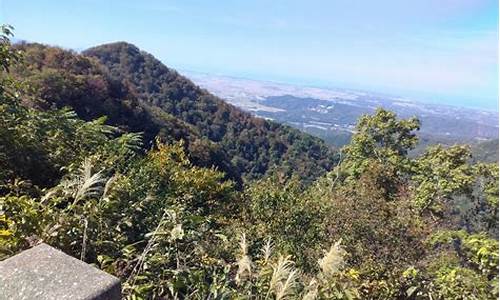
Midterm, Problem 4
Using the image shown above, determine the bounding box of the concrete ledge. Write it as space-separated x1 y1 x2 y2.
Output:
0 243 121 300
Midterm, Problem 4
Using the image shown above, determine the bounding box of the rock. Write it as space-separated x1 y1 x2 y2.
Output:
0 243 121 300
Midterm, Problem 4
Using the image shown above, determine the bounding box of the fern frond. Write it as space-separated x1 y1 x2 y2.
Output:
118 132 143 152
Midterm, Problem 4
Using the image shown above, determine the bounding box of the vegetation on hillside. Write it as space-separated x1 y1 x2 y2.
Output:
11 41 336 186
472 139 499 163
83 42 336 183
1 26 498 299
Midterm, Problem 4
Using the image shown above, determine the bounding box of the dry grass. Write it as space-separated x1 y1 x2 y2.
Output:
236 233 252 284
268 255 299 300
318 239 346 277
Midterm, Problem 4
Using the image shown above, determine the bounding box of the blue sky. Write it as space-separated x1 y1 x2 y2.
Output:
1 0 498 110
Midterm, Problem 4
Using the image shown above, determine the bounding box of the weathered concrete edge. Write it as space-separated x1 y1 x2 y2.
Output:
0 243 122 300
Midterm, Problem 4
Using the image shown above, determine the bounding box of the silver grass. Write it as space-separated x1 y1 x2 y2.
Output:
318 239 347 277
261 238 273 265
302 279 318 300
42 158 107 206
41 189 57 204
72 159 106 204
102 174 117 200
236 233 252 284
268 255 297 299
128 208 168 284
275 268 299 300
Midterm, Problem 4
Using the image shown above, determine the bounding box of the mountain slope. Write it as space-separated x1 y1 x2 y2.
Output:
13 42 335 183
83 42 336 182
12 43 245 184
472 138 499 163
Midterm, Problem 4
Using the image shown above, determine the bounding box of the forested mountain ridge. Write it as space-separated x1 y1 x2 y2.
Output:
9 42 335 185
83 42 335 182
11 42 249 185
13 43 194 141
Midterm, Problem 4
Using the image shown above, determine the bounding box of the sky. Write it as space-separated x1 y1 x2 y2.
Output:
1 0 498 110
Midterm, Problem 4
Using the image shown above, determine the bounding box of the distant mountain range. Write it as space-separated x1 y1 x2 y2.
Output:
184 71 498 148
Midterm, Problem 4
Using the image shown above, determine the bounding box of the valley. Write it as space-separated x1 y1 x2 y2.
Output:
185 71 499 147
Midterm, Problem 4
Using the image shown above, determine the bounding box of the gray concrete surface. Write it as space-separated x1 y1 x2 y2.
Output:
0 243 121 300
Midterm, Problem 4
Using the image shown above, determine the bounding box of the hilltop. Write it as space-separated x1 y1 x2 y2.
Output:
12 42 336 185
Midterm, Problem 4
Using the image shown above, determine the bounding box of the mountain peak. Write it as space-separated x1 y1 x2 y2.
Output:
85 41 140 53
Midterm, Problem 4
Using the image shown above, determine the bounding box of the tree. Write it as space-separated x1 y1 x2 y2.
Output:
340 108 420 180
412 145 474 217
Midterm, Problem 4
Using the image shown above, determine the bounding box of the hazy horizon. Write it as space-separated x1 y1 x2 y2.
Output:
179 68 500 112
2 0 498 110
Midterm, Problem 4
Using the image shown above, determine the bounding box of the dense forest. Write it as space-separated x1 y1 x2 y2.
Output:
1 26 498 299
10 41 336 186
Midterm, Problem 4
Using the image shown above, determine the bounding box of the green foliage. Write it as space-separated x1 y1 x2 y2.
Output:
430 230 498 278
340 108 420 179
454 163 499 236
242 175 327 270
12 42 243 185
327 162 427 269
83 42 336 183
413 145 474 215
0 25 21 73
474 163 499 209
432 266 495 300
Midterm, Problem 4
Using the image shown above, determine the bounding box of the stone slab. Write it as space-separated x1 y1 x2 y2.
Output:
0 243 121 300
